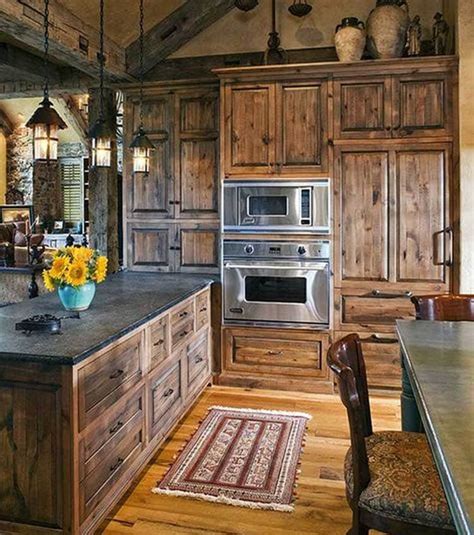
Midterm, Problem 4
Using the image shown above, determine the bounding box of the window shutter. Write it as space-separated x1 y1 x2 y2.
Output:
60 160 83 226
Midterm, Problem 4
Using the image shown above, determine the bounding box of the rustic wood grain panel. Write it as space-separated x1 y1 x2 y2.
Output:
179 94 218 135
129 226 172 271
177 223 220 272
0 382 62 528
395 148 449 285
334 78 391 139
278 83 327 174
178 139 218 217
338 150 390 283
138 97 173 135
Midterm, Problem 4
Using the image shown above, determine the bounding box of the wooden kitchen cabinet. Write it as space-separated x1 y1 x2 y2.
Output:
175 222 220 273
334 71 453 140
334 143 452 292
223 80 328 177
127 223 174 271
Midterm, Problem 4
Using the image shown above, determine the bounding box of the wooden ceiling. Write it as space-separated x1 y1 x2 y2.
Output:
57 0 185 47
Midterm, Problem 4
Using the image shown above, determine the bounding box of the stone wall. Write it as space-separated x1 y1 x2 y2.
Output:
6 126 33 204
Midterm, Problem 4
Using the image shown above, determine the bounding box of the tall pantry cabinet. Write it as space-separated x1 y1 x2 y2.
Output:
123 83 220 273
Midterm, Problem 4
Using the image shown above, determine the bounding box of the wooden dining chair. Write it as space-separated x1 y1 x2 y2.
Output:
328 334 455 535
411 294 474 321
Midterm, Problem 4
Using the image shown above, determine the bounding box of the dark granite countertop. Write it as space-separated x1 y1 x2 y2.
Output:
397 320 474 535
0 271 214 365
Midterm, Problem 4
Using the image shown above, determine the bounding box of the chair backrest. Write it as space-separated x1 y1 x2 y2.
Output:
411 294 474 321
327 334 372 503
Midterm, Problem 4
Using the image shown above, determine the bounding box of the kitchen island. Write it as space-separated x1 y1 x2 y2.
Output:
0 272 214 535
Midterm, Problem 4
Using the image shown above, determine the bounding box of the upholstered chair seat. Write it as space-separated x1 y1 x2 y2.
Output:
345 431 454 531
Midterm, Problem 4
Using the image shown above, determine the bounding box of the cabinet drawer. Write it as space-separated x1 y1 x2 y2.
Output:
78 333 143 430
195 290 210 332
149 314 169 371
223 327 329 379
187 333 209 392
334 331 401 390
79 387 145 470
334 289 415 331
149 360 183 440
80 412 144 521
171 301 195 350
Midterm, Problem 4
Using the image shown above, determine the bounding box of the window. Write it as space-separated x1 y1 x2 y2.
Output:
60 158 84 228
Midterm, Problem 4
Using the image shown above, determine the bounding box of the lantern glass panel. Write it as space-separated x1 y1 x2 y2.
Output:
33 123 58 161
92 136 112 168
133 147 150 173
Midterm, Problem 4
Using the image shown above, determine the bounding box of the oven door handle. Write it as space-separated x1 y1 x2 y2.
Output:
224 263 328 271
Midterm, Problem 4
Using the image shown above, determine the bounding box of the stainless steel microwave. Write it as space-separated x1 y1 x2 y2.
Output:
223 180 329 233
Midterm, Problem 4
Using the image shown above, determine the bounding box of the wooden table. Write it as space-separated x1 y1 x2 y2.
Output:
397 320 474 535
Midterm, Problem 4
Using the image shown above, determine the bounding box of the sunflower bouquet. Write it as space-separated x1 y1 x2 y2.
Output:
42 247 108 311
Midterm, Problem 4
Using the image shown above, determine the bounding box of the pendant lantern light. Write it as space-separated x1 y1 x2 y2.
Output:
130 0 154 175
26 0 67 163
90 0 112 168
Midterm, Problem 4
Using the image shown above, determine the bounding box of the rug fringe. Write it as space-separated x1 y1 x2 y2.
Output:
208 405 312 420
151 488 295 513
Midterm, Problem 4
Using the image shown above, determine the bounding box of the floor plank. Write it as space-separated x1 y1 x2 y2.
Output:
98 386 400 534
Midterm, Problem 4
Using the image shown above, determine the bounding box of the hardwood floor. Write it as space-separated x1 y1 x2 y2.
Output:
98 386 400 534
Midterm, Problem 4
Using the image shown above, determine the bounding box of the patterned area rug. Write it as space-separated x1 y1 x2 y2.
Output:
152 406 311 512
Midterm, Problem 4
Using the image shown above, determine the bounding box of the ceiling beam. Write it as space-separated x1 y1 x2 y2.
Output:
57 94 89 146
0 42 63 84
126 0 236 77
0 0 132 82
0 75 92 99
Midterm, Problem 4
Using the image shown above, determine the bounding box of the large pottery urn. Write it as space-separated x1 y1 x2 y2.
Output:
366 0 410 59
335 17 366 62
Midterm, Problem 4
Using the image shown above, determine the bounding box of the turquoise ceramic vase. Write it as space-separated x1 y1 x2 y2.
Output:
58 281 96 312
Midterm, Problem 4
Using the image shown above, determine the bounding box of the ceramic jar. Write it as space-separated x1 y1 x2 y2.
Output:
366 0 410 59
58 281 96 311
335 17 366 62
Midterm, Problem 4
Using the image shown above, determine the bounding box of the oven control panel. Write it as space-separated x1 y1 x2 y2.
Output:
224 240 330 260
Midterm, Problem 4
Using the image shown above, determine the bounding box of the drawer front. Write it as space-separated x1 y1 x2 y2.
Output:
195 291 210 332
80 415 144 521
149 315 169 370
171 300 194 329
223 328 329 378
334 289 415 331
187 333 209 390
80 387 144 468
334 331 401 390
78 333 143 429
149 360 183 440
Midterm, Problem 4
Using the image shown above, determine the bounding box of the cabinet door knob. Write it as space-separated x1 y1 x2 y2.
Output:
179 311 188 318
195 356 204 363
153 339 164 347
110 458 124 472
109 420 124 434
163 388 174 398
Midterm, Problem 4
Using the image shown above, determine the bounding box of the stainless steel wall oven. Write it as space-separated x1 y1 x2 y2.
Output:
223 240 330 328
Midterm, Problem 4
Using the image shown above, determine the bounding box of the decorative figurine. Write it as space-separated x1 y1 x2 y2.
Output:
433 12 449 55
406 15 422 56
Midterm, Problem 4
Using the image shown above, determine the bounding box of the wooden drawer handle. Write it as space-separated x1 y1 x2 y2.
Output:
179 311 189 318
360 334 398 344
153 339 164 347
199 307 207 313
179 330 188 338
110 457 124 472
267 350 283 356
369 290 413 299
195 356 204 364
109 369 124 380
109 420 124 434
163 388 174 398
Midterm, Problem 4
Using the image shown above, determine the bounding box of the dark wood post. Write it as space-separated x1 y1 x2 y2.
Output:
33 161 62 230
88 87 119 273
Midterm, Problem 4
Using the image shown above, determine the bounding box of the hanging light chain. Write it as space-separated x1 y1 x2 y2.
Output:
99 0 105 121
43 0 50 99
139 0 145 127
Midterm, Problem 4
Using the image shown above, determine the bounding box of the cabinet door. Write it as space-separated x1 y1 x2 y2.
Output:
224 84 276 176
392 74 453 138
394 146 451 290
334 77 392 139
175 222 220 273
127 224 173 272
276 82 328 175
176 90 219 219
126 96 174 219
335 148 391 287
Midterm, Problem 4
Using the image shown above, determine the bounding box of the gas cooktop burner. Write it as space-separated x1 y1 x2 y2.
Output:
16 313 80 335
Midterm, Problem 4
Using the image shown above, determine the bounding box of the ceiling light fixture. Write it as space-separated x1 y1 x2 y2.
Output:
26 0 67 164
130 0 154 175
89 0 112 168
